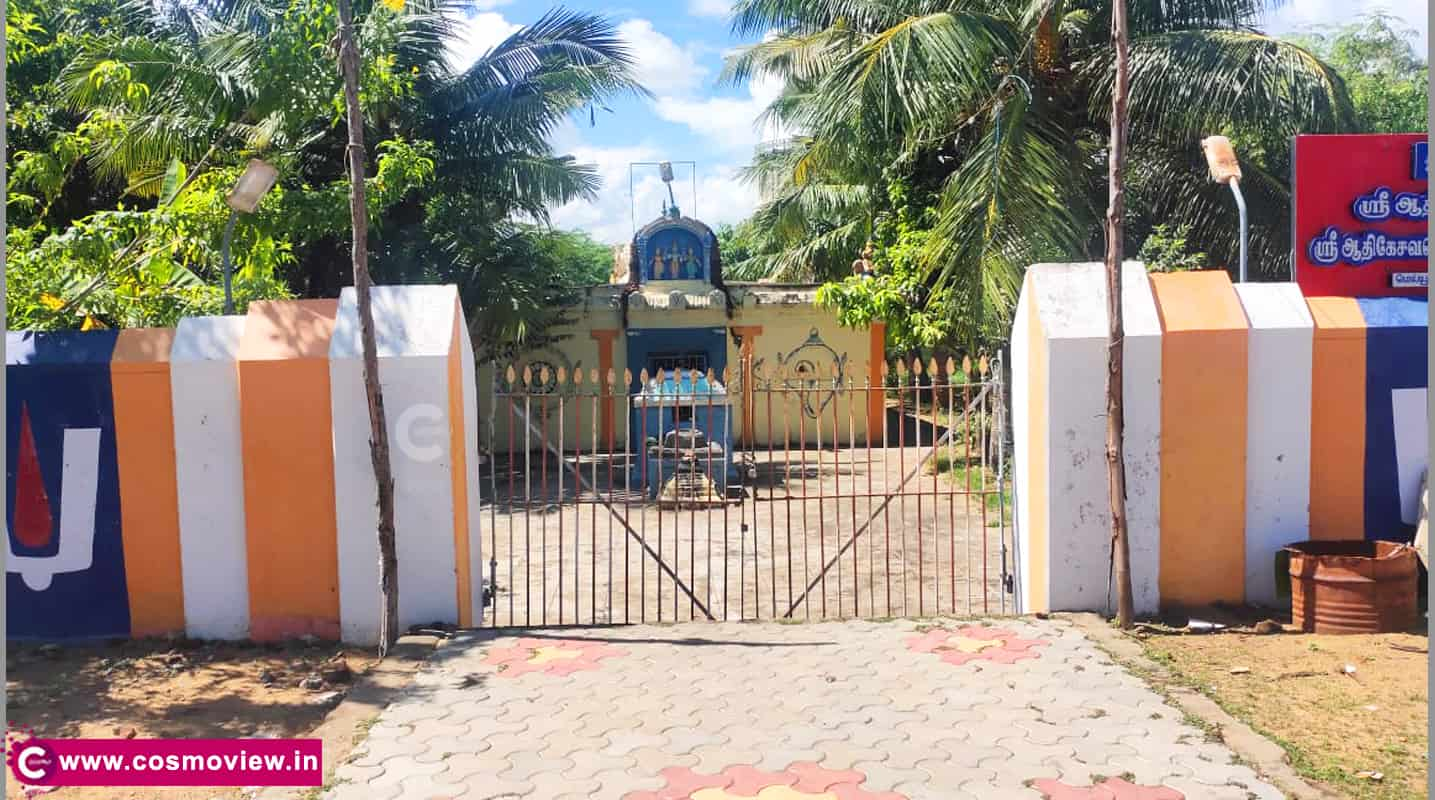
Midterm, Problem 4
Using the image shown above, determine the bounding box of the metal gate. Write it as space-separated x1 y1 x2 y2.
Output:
479 356 1012 627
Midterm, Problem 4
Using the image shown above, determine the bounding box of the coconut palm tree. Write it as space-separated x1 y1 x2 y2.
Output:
54 0 645 296
724 0 1355 341
61 1 642 211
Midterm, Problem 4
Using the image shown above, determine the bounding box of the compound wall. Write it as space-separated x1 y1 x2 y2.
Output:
6 286 483 643
1013 264 1427 613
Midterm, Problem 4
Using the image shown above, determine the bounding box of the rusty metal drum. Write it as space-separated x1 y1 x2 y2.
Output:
1287 540 1419 634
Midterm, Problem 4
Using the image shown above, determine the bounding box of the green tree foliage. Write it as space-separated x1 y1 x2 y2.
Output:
723 0 1360 347
1138 223 1207 273
1290 13 1428 134
7 0 643 345
816 181 957 351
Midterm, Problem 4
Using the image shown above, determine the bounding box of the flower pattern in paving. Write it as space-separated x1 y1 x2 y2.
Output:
481 637 623 677
1030 777 1185 800
623 762 908 800
906 625 1048 666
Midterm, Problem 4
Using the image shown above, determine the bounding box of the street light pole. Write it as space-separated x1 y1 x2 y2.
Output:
1229 178 1248 283
220 158 279 314
1201 136 1247 282
220 208 239 314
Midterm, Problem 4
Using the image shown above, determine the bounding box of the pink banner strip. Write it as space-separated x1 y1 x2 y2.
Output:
8 738 322 787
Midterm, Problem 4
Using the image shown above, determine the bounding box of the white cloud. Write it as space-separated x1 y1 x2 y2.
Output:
688 0 732 18
1262 0 1428 50
445 10 522 72
546 127 759 243
617 19 710 95
653 73 788 155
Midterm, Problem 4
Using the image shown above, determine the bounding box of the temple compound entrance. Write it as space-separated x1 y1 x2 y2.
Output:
477 206 1012 627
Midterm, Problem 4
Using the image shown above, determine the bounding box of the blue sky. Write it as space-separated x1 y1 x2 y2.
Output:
449 1 1430 244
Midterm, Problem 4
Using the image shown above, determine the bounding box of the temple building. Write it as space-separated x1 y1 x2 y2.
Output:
478 206 885 452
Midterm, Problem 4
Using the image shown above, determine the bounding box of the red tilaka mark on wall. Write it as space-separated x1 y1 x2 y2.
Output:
13 405 54 549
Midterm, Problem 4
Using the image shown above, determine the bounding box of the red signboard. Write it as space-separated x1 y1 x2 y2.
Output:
1292 134 1428 297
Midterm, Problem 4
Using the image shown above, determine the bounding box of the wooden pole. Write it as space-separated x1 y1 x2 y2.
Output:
336 0 401 653
1105 0 1135 629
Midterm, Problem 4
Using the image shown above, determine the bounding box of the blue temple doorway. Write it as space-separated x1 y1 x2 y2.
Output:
624 327 727 391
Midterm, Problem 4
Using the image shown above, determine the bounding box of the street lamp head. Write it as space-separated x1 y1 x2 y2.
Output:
225 159 278 214
1200 136 1241 184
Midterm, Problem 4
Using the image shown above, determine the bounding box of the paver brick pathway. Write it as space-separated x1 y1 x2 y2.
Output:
327 618 1283 800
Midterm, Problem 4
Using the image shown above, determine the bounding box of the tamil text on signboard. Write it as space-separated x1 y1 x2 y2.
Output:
1292 134 1428 297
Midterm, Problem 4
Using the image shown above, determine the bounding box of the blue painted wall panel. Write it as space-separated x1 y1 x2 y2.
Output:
6 331 131 638
1357 298 1428 542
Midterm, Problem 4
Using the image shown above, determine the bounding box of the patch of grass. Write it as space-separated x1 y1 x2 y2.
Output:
925 456 1011 514
1135 630 1428 800
352 714 379 746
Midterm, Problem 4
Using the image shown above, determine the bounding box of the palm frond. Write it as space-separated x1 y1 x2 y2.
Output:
1083 30 1356 144
797 11 1018 142
924 96 1090 340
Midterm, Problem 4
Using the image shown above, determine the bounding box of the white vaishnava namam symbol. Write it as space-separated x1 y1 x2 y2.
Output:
7 428 101 591
1392 388 1429 525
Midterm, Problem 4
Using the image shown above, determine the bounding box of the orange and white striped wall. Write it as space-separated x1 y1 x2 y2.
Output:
1011 262 1162 615
1013 264 1428 613
330 285 483 644
6 286 483 643
171 315 250 640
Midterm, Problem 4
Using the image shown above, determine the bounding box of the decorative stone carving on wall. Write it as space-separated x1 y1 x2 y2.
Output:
772 327 849 419
494 349 575 397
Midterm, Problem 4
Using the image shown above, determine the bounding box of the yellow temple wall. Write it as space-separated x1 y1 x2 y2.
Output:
478 290 883 453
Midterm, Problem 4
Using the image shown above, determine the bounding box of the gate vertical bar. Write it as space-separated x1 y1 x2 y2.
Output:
813 379 826 618
941 361 952 611
996 354 1008 614
654 369 664 622
769 363 780 617
846 370 859 618
798 382 809 618
507 378 517 626
557 377 566 625
639 369 649 623
539 381 548 625
979 359 991 614
705 370 715 619
896 362 907 617
962 367 973 615
881 363 891 617
591 373 600 624
565 370 576 623
524 374 533 626
689 370 698 621
832 369 846 617
864 376 875 618
930 360 942 615
621 369 632 623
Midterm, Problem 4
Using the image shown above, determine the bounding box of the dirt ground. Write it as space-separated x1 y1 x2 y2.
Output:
1138 617 1428 800
5 638 377 800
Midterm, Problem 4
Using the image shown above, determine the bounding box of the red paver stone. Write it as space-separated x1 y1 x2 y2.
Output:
481 637 625 677
906 625 1049 666
626 762 909 799
1030 777 1185 800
